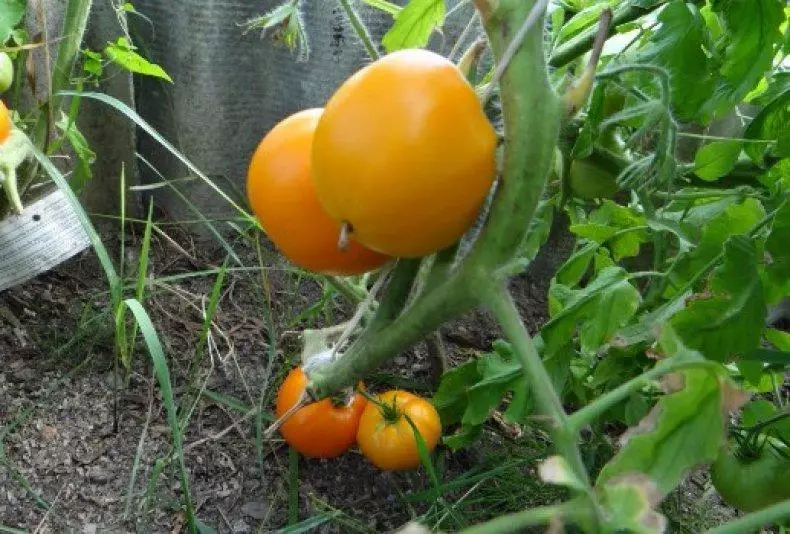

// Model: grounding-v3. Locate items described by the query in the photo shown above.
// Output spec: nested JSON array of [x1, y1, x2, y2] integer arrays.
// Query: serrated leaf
[[704, 0, 786, 117], [463, 352, 522, 426], [104, 38, 173, 82], [0, 0, 24, 44], [636, 2, 715, 121], [382, 0, 445, 52], [597, 366, 727, 496], [671, 236, 766, 362], [693, 140, 743, 181]]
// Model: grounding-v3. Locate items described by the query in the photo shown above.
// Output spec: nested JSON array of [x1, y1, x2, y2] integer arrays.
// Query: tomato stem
[[337, 0, 381, 61]]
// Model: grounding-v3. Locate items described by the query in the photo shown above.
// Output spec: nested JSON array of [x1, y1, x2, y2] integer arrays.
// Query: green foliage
[[381, 0, 445, 52], [0, 0, 24, 44], [104, 37, 173, 82], [693, 141, 743, 181]]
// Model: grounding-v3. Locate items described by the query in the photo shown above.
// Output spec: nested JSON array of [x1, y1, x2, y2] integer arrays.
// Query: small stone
[[232, 519, 251, 534], [81, 524, 98, 534]]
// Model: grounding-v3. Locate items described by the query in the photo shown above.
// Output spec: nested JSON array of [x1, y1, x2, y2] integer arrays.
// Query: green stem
[[459, 499, 587, 534], [466, 0, 562, 270], [337, 0, 381, 60], [484, 283, 592, 491], [548, 1, 667, 68], [705, 499, 790, 534], [1, 165, 23, 214], [325, 275, 367, 304]]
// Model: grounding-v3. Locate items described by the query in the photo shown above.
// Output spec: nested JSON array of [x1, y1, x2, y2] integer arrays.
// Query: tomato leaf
[[704, 0, 786, 117], [741, 399, 777, 429], [381, 0, 445, 53], [104, 38, 173, 83], [598, 475, 667, 533], [693, 141, 743, 181], [766, 201, 790, 285], [671, 236, 766, 362], [597, 344, 728, 495], [635, 2, 715, 122], [744, 73, 790, 165], [55, 112, 96, 192], [432, 360, 481, 426], [0, 0, 24, 45], [555, 242, 598, 287]]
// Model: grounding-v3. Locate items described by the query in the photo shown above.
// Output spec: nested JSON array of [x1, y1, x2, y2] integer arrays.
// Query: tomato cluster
[[275, 366, 442, 471], [247, 49, 497, 274]]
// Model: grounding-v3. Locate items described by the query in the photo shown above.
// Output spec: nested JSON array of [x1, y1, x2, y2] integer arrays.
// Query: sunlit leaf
[[104, 37, 173, 82], [382, 0, 445, 52], [693, 140, 742, 181]]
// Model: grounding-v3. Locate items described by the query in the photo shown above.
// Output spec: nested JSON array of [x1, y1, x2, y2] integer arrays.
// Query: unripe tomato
[[356, 390, 442, 471], [711, 443, 790, 512], [247, 108, 389, 276], [312, 49, 497, 258], [0, 52, 12, 94], [567, 157, 619, 200], [0, 100, 11, 143], [275, 367, 367, 459]]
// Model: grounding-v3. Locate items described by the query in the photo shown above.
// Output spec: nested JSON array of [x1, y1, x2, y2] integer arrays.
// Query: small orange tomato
[[312, 49, 498, 258], [0, 100, 11, 143], [246, 108, 389, 276], [275, 367, 367, 459], [356, 390, 442, 471]]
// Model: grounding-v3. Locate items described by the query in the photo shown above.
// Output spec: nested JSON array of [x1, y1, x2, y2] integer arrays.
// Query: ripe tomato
[[0, 52, 13, 94], [711, 442, 790, 512], [246, 108, 389, 276], [356, 390, 442, 471], [275, 366, 367, 459], [0, 100, 11, 143], [312, 49, 497, 258]]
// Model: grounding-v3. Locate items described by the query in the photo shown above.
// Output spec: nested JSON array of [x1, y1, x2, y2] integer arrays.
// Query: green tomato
[[0, 52, 13, 94], [711, 443, 790, 512], [567, 157, 619, 200]]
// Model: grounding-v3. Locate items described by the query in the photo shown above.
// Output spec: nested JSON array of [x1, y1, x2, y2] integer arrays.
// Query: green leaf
[[0, 0, 25, 44], [432, 360, 480, 426], [597, 366, 727, 496], [693, 141, 743, 181], [744, 73, 790, 165], [571, 201, 649, 260], [81, 49, 104, 78], [463, 351, 522, 426], [671, 236, 766, 362], [766, 201, 790, 284], [766, 328, 790, 351], [104, 38, 173, 82], [704, 0, 786, 117], [636, 2, 715, 121], [544, 267, 641, 356], [741, 399, 777, 428], [555, 242, 598, 287], [381, 0, 445, 53]]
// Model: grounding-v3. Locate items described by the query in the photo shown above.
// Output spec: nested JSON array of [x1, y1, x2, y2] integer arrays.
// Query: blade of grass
[[288, 447, 300, 525], [122, 298, 196, 532]]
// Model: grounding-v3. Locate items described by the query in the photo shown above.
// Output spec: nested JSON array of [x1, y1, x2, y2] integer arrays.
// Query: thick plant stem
[[484, 283, 592, 492], [459, 499, 587, 534], [705, 499, 790, 534], [337, 0, 381, 61], [466, 0, 562, 270]]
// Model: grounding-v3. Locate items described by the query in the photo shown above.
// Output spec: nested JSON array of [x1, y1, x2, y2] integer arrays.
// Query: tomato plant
[[246, 108, 389, 275], [356, 390, 442, 471], [275, 366, 367, 459], [311, 49, 498, 258]]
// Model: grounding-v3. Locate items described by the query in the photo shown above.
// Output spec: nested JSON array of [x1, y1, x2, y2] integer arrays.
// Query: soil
[[0, 227, 740, 533]]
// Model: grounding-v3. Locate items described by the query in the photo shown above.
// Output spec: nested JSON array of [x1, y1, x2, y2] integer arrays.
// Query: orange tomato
[[246, 108, 389, 275], [0, 100, 11, 143], [276, 367, 367, 459], [356, 390, 442, 471], [312, 49, 498, 258]]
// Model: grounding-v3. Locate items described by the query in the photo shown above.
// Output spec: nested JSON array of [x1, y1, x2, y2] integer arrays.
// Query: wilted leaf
[[597, 365, 727, 495], [538, 456, 587, 492], [598, 475, 667, 534]]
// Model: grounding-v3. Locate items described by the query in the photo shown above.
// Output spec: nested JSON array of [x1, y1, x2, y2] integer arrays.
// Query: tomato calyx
[[357, 388, 401, 425]]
